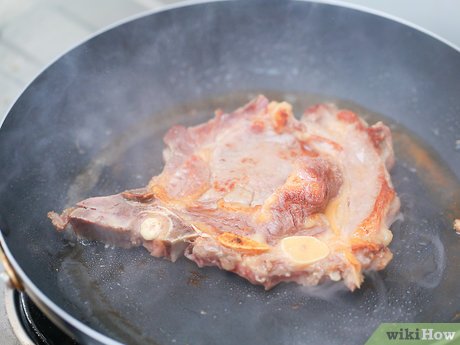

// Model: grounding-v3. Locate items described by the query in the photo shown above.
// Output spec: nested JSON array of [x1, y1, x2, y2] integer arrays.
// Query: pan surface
[[0, 1, 460, 344]]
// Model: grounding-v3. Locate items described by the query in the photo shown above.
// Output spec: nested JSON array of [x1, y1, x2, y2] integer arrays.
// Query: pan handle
[[0, 242, 23, 291]]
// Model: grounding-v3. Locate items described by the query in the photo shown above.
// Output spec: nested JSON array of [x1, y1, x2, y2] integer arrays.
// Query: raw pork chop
[[49, 96, 400, 290]]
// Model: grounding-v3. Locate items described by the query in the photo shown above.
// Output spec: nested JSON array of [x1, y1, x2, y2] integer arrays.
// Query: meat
[[48, 95, 400, 290]]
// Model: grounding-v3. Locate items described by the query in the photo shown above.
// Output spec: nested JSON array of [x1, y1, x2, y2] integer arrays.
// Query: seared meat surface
[[49, 96, 400, 290]]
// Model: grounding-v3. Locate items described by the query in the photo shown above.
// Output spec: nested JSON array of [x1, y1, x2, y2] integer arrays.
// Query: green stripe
[[365, 323, 460, 345]]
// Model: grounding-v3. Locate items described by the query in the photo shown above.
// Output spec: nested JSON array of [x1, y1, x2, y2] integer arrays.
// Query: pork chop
[[49, 96, 400, 290]]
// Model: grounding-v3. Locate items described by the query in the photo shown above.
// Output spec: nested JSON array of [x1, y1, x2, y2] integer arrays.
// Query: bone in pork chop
[[49, 96, 400, 290]]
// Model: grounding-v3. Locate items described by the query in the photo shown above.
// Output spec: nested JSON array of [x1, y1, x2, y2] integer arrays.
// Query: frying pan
[[1, 1, 460, 344]]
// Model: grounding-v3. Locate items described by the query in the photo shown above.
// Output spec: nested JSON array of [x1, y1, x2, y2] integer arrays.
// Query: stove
[[4, 289, 78, 345], [1, 1, 459, 344]]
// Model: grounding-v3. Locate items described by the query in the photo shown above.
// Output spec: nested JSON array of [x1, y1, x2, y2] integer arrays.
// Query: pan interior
[[0, 1, 459, 344], [51, 91, 460, 345]]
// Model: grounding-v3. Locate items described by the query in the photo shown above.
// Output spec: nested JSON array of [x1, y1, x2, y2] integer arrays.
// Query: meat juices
[[49, 96, 400, 290]]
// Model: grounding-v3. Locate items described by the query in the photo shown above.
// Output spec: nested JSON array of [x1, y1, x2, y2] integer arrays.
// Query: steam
[[411, 233, 446, 289], [297, 280, 349, 302], [48, 91, 459, 345], [0, 2, 457, 341]]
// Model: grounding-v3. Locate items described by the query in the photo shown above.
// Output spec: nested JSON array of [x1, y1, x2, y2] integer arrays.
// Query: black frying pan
[[1, 1, 459, 344]]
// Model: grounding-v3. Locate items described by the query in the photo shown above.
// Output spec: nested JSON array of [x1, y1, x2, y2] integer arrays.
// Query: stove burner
[[5, 289, 79, 345]]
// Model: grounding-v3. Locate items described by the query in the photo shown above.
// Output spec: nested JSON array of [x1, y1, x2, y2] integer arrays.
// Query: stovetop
[[4, 289, 78, 345], [1, 1, 460, 344]]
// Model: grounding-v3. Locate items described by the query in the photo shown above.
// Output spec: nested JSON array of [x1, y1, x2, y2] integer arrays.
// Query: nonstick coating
[[1, 1, 460, 344]]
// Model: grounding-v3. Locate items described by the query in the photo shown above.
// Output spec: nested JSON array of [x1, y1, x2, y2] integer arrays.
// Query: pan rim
[[1, 0, 459, 131], [0, 232, 124, 345], [1, 0, 460, 344]]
